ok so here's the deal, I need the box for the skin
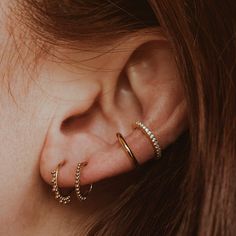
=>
[0,2,187,235]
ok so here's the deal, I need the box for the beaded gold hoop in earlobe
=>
[75,162,93,201]
[134,121,162,160]
[51,164,71,205]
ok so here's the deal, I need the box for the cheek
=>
[0,78,57,222]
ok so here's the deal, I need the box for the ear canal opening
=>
[60,101,100,135]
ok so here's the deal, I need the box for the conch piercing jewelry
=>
[116,133,140,167]
[134,121,162,160]
[75,162,93,201]
[51,164,71,205]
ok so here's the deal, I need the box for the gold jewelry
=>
[51,164,71,205]
[134,121,162,160]
[116,133,140,167]
[75,162,93,201]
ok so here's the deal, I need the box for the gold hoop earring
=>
[133,121,162,160]
[75,162,93,201]
[116,133,140,167]
[51,164,71,205]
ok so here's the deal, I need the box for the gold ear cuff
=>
[134,121,162,160]
[116,133,140,167]
[51,164,71,205]
[116,121,162,166]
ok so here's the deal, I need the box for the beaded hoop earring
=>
[134,121,162,160]
[51,164,71,205]
[75,162,93,201]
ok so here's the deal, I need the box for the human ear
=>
[39,32,187,188]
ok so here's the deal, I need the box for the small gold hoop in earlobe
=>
[51,164,71,205]
[133,121,162,160]
[75,162,93,201]
[116,133,140,167]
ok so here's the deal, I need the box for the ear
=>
[40,31,187,188]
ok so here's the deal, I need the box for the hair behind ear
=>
[86,132,190,236]
[86,0,236,235]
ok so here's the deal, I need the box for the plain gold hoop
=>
[116,133,140,167]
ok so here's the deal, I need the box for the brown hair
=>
[18,0,236,235]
